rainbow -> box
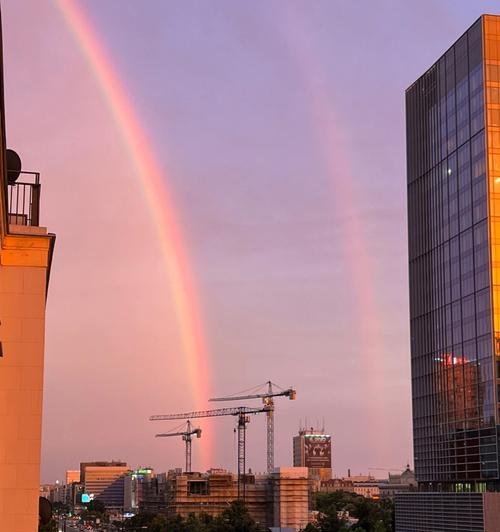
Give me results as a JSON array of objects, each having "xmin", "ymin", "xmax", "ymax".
[
  {"xmin": 277, "ymin": 11, "xmax": 391, "ymax": 467},
  {"xmin": 280, "ymin": 8, "xmax": 385, "ymax": 414},
  {"xmin": 55, "ymin": 0, "xmax": 213, "ymax": 467}
]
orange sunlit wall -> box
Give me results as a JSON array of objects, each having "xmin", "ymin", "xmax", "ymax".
[{"xmin": 483, "ymin": 16, "xmax": 500, "ymax": 418}]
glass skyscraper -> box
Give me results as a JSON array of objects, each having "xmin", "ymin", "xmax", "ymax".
[{"xmin": 397, "ymin": 13, "xmax": 500, "ymax": 532}]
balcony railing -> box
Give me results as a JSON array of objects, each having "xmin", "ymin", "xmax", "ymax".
[{"xmin": 7, "ymin": 171, "xmax": 40, "ymax": 227}]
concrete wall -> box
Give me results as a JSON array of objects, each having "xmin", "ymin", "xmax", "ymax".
[
  {"xmin": 0, "ymin": 230, "xmax": 53, "ymax": 532},
  {"xmin": 272, "ymin": 467, "xmax": 309, "ymax": 531},
  {"xmin": 483, "ymin": 493, "xmax": 500, "ymax": 531}
]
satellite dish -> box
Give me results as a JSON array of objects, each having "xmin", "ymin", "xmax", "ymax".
[{"xmin": 6, "ymin": 149, "xmax": 21, "ymax": 185}]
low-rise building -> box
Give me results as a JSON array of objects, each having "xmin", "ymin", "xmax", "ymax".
[
  {"xmin": 319, "ymin": 478, "xmax": 355, "ymax": 493},
  {"xmin": 48, "ymin": 481, "xmax": 81, "ymax": 507},
  {"xmin": 379, "ymin": 466, "xmax": 416, "ymax": 499},
  {"xmin": 352, "ymin": 482, "xmax": 380, "ymax": 499}
]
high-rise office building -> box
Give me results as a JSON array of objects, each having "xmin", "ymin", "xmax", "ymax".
[
  {"xmin": 396, "ymin": 14, "xmax": 500, "ymax": 532},
  {"xmin": 80, "ymin": 461, "xmax": 129, "ymax": 508},
  {"xmin": 293, "ymin": 426, "xmax": 332, "ymax": 480},
  {"xmin": 0, "ymin": 9, "xmax": 56, "ymax": 532}
]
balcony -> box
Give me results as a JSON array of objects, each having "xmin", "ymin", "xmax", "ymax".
[{"xmin": 7, "ymin": 171, "xmax": 40, "ymax": 227}]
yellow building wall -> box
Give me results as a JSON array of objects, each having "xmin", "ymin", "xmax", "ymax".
[
  {"xmin": 0, "ymin": 231, "xmax": 52, "ymax": 532},
  {"xmin": 483, "ymin": 16, "xmax": 500, "ymax": 424}
]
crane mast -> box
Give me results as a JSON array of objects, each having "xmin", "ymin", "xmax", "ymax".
[
  {"xmin": 150, "ymin": 405, "xmax": 270, "ymax": 500},
  {"xmin": 155, "ymin": 420, "xmax": 201, "ymax": 473},
  {"xmin": 265, "ymin": 382, "xmax": 274, "ymax": 474},
  {"xmin": 209, "ymin": 381, "xmax": 296, "ymax": 473}
]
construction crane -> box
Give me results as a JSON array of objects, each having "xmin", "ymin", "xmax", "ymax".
[
  {"xmin": 150, "ymin": 405, "xmax": 271, "ymax": 500},
  {"xmin": 209, "ymin": 381, "xmax": 296, "ymax": 473},
  {"xmin": 155, "ymin": 420, "xmax": 201, "ymax": 473}
]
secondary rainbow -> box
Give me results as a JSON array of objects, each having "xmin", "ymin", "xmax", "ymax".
[
  {"xmin": 281, "ymin": 7, "xmax": 386, "ymax": 423},
  {"xmin": 55, "ymin": 0, "xmax": 213, "ymax": 466}
]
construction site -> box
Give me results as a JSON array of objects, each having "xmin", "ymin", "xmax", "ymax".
[
  {"xmin": 147, "ymin": 381, "xmax": 310, "ymax": 529},
  {"xmin": 137, "ymin": 467, "xmax": 310, "ymax": 530}
]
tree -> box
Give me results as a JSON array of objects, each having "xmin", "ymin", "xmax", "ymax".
[
  {"xmin": 210, "ymin": 500, "xmax": 264, "ymax": 532},
  {"xmin": 38, "ymin": 520, "xmax": 57, "ymax": 532},
  {"xmin": 123, "ymin": 511, "xmax": 155, "ymax": 529},
  {"xmin": 51, "ymin": 501, "xmax": 70, "ymax": 514},
  {"xmin": 149, "ymin": 514, "xmax": 169, "ymax": 532},
  {"xmin": 80, "ymin": 497, "xmax": 109, "ymax": 525},
  {"xmin": 85, "ymin": 498, "xmax": 106, "ymax": 514},
  {"xmin": 122, "ymin": 502, "xmax": 263, "ymax": 532},
  {"xmin": 310, "ymin": 491, "xmax": 394, "ymax": 532}
]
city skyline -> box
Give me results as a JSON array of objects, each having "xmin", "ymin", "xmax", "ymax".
[{"xmin": 5, "ymin": 0, "xmax": 498, "ymax": 484}]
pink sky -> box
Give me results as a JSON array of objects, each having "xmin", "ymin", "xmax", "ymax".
[{"xmin": 3, "ymin": 0, "xmax": 494, "ymax": 483}]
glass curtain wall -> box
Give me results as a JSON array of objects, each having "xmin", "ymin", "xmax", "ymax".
[{"xmin": 407, "ymin": 17, "xmax": 499, "ymax": 488}]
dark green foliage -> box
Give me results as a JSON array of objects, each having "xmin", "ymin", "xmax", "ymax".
[
  {"xmin": 80, "ymin": 497, "xmax": 109, "ymax": 524},
  {"xmin": 122, "ymin": 501, "xmax": 264, "ymax": 532},
  {"xmin": 210, "ymin": 500, "xmax": 263, "ymax": 532},
  {"xmin": 38, "ymin": 519, "xmax": 57, "ymax": 532},
  {"xmin": 51, "ymin": 501, "xmax": 69, "ymax": 513},
  {"xmin": 308, "ymin": 491, "xmax": 394, "ymax": 532},
  {"xmin": 85, "ymin": 498, "xmax": 107, "ymax": 514}
]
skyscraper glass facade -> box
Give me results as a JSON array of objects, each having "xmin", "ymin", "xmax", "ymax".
[{"xmin": 407, "ymin": 16, "xmax": 500, "ymax": 489}]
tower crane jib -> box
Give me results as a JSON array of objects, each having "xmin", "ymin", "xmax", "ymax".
[
  {"xmin": 150, "ymin": 405, "xmax": 271, "ymax": 500},
  {"xmin": 209, "ymin": 381, "xmax": 297, "ymax": 473}
]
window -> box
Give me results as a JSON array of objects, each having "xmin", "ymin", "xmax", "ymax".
[{"xmin": 188, "ymin": 481, "xmax": 208, "ymax": 495}]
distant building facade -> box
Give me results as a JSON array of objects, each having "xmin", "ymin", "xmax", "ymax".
[
  {"xmin": 379, "ymin": 466, "xmax": 416, "ymax": 499},
  {"xmin": 66, "ymin": 470, "xmax": 80, "ymax": 485},
  {"xmin": 352, "ymin": 483, "xmax": 380, "ymax": 499},
  {"xmin": 138, "ymin": 472, "xmax": 171, "ymax": 515},
  {"xmin": 80, "ymin": 461, "xmax": 129, "ymax": 508},
  {"xmin": 319, "ymin": 478, "xmax": 355, "ymax": 494},
  {"xmin": 124, "ymin": 468, "xmax": 154, "ymax": 512},
  {"xmin": 293, "ymin": 427, "xmax": 332, "ymax": 480},
  {"xmin": 49, "ymin": 481, "xmax": 81, "ymax": 508}
]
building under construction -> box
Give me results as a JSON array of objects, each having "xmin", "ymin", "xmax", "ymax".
[
  {"xmin": 147, "ymin": 383, "xmax": 306, "ymax": 529},
  {"xmin": 137, "ymin": 467, "xmax": 310, "ymax": 531}
]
